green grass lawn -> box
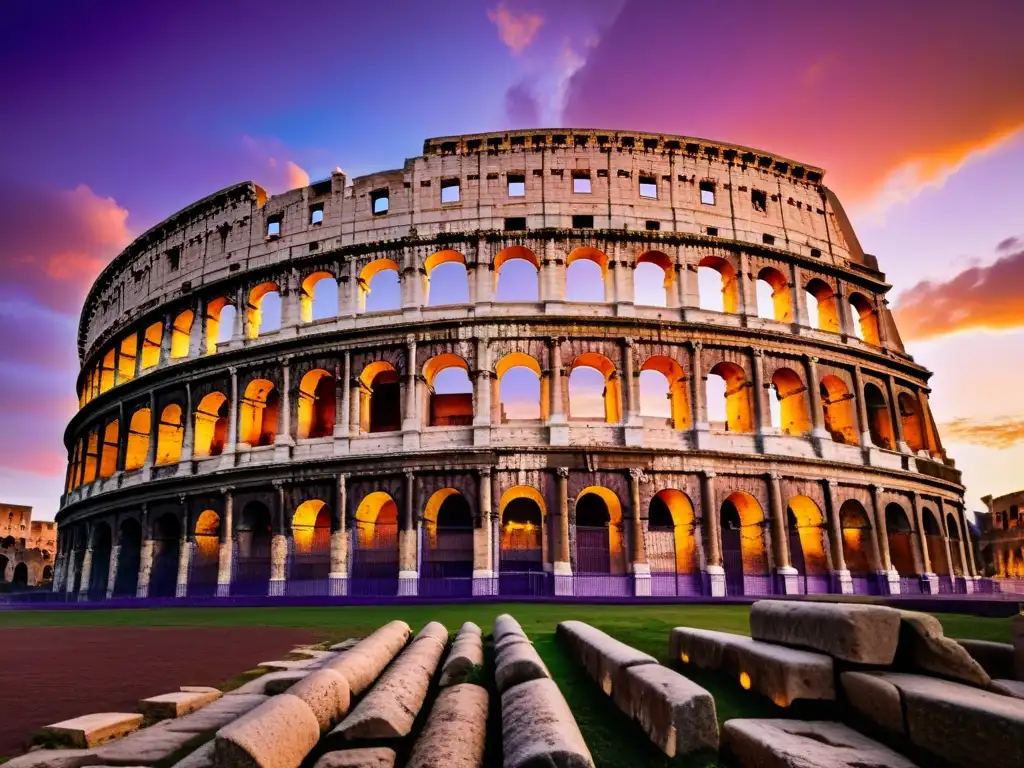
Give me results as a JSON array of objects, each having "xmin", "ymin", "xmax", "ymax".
[{"xmin": 0, "ymin": 604, "xmax": 1012, "ymax": 767}]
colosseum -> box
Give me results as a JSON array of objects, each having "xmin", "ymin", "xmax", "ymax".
[{"xmin": 54, "ymin": 128, "xmax": 976, "ymax": 602}]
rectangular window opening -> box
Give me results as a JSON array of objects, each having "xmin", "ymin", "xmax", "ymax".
[
  {"xmin": 266, "ymin": 216, "xmax": 282, "ymax": 237},
  {"xmin": 572, "ymin": 172, "xmax": 592, "ymax": 194},
  {"xmin": 639, "ymin": 176, "xmax": 658, "ymax": 199},
  {"xmin": 706, "ymin": 226, "xmax": 718, "ymax": 236},
  {"xmin": 645, "ymin": 220, "xmax": 660, "ymax": 231},
  {"xmin": 762, "ymin": 233, "xmax": 776, "ymax": 245},
  {"xmin": 504, "ymin": 217, "xmax": 527, "ymax": 231},
  {"xmin": 751, "ymin": 189, "xmax": 767, "ymax": 213},
  {"xmin": 441, "ymin": 178, "xmax": 461, "ymax": 204},
  {"xmin": 699, "ymin": 181, "xmax": 716, "ymax": 205},
  {"xmin": 166, "ymin": 247, "xmax": 180, "ymax": 271},
  {"xmin": 371, "ymin": 189, "xmax": 390, "ymax": 215},
  {"xmin": 310, "ymin": 204, "xmax": 324, "ymax": 225},
  {"xmin": 507, "ymin": 174, "xmax": 525, "ymax": 197},
  {"xmin": 572, "ymin": 214, "xmax": 594, "ymax": 229}
]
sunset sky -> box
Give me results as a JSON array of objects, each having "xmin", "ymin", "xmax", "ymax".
[{"xmin": 2, "ymin": 0, "xmax": 1022, "ymax": 520}]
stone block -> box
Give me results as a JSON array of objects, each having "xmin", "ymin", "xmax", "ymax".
[
  {"xmin": 897, "ymin": 611, "xmax": 991, "ymax": 688},
  {"xmin": 39, "ymin": 713, "xmax": 145, "ymax": 748},
  {"xmin": 139, "ymin": 689, "xmax": 221, "ymax": 720},
  {"xmin": 840, "ymin": 672, "xmax": 905, "ymax": 734},
  {"xmin": 312, "ymin": 749, "xmax": 396, "ymax": 768},
  {"xmin": 287, "ymin": 668, "xmax": 351, "ymax": 732},
  {"xmin": 622, "ymin": 664, "xmax": 718, "ymax": 758},
  {"xmin": 495, "ymin": 636, "xmax": 551, "ymax": 695},
  {"xmin": 3, "ymin": 750, "xmax": 98, "ymax": 768},
  {"xmin": 323, "ymin": 621, "xmax": 411, "ymax": 697},
  {"xmin": 439, "ymin": 625, "xmax": 484, "ymax": 688},
  {"xmin": 413, "ymin": 621, "xmax": 448, "ymax": 649},
  {"xmin": 749, "ymin": 600, "xmax": 901, "ymax": 665},
  {"xmin": 330, "ymin": 630, "xmax": 446, "ymax": 741},
  {"xmin": 493, "ymin": 614, "xmax": 527, "ymax": 645},
  {"xmin": 164, "ymin": 694, "xmax": 268, "ymax": 734},
  {"xmin": 957, "ymin": 639, "xmax": 1016, "ymax": 680},
  {"xmin": 556, "ymin": 620, "xmax": 657, "ymax": 705},
  {"xmin": 406, "ymin": 684, "xmax": 488, "ymax": 768},
  {"xmin": 720, "ymin": 719, "xmax": 917, "ymax": 768},
  {"xmin": 501, "ymin": 678, "xmax": 594, "ymax": 768},
  {"xmin": 228, "ymin": 672, "xmax": 308, "ymax": 696},
  {"xmin": 215, "ymin": 693, "xmax": 320, "ymax": 768},
  {"xmin": 170, "ymin": 741, "xmax": 214, "ymax": 768},
  {"xmin": 672, "ymin": 627, "xmax": 834, "ymax": 706},
  {"xmin": 93, "ymin": 720, "xmax": 207, "ymax": 766}
]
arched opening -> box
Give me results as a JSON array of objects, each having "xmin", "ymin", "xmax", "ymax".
[
  {"xmin": 351, "ymin": 491, "xmax": 400, "ymax": 595},
  {"xmin": 424, "ymin": 250, "xmax": 469, "ymax": 306},
  {"xmin": 574, "ymin": 487, "xmax": 625, "ymax": 576},
  {"xmin": 886, "ymin": 503, "xmax": 917, "ymax": 577},
  {"xmin": 635, "ymin": 251, "xmax": 673, "ymax": 307},
  {"xmin": 87, "ymin": 523, "xmax": 112, "ymax": 598},
  {"xmin": 42, "ymin": 565, "xmax": 53, "ymax": 582},
  {"xmin": 720, "ymin": 491, "xmax": 769, "ymax": 595},
  {"xmin": 247, "ymin": 282, "xmax": 281, "ymax": 337},
  {"xmin": 240, "ymin": 379, "xmax": 279, "ymax": 446},
  {"xmin": 849, "ymin": 293, "xmax": 880, "ymax": 345},
  {"xmin": 113, "ymin": 519, "xmax": 142, "ymax": 597},
  {"xmin": 170, "ymin": 310, "xmax": 193, "ymax": 359},
  {"xmin": 82, "ymin": 431, "xmax": 99, "ymax": 484},
  {"xmin": 423, "ymin": 354, "xmax": 473, "ymax": 427},
  {"xmin": 770, "ymin": 368, "xmax": 810, "ymax": 436},
  {"xmin": 787, "ymin": 496, "xmax": 830, "ymax": 594},
  {"xmin": 756, "ymin": 267, "xmax": 793, "ymax": 322},
  {"xmin": 289, "ymin": 499, "xmax": 331, "ymax": 592},
  {"xmin": 820, "ymin": 375, "xmax": 858, "ymax": 445},
  {"xmin": 234, "ymin": 501, "xmax": 273, "ymax": 596},
  {"xmin": 360, "ymin": 259, "xmax": 401, "ymax": 313},
  {"xmin": 647, "ymin": 489, "xmax": 700, "ymax": 595},
  {"xmin": 422, "ymin": 489, "xmax": 474, "ymax": 595},
  {"xmin": 697, "ymin": 256, "xmax": 740, "ymax": 314},
  {"xmin": 805, "ymin": 279, "xmax": 840, "ymax": 333},
  {"xmin": 864, "ymin": 384, "xmax": 895, "ymax": 450},
  {"xmin": 194, "ymin": 392, "xmax": 229, "ymax": 458},
  {"xmin": 922, "ymin": 506, "xmax": 949, "ymax": 577},
  {"xmin": 301, "ymin": 271, "xmax": 338, "ymax": 323},
  {"xmin": 99, "ymin": 348, "xmax": 116, "ymax": 393},
  {"xmin": 946, "ymin": 512, "xmax": 965, "ymax": 576},
  {"xmin": 149, "ymin": 513, "xmax": 180, "ymax": 598},
  {"xmin": 190, "ymin": 509, "xmax": 221, "ymax": 596},
  {"xmin": 565, "ymin": 247, "xmax": 609, "ymax": 302},
  {"xmin": 499, "ymin": 487, "xmax": 546, "ymax": 595},
  {"xmin": 117, "ymin": 335, "xmax": 137, "ymax": 383},
  {"xmin": 898, "ymin": 393, "xmax": 925, "ymax": 453},
  {"xmin": 155, "ymin": 404, "xmax": 184, "ymax": 465},
  {"xmin": 359, "ymin": 362, "xmax": 401, "ymax": 433},
  {"xmin": 297, "ymin": 370, "xmax": 335, "ymax": 439},
  {"xmin": 0, "ymin": 554, "xmax": 8, "ymax": 583},
  {"xmin": 494, "ymin": 246, "xmax": 540, "ymax": 301},
  {"xmin": 568, "ymin": 352, "xmax": 621, "ymax": 423},
  {"xmin": 141, "ymin": 321, "xmax": 163, "ymax": 369},
  {"xmin": 99, "ymin": 420, "xmax": 119, "ymax": 478},
  {"xmin": 12, "ymin": 562, "xmax": 28, "ymax": 586},
  {"xmin": 495, "ymin": 353, "xmax": 545, "ymax": 422},
  {"xmin": 840, "ymin": 500, "xmax": 874, "ymax": 580},
  {"xmin": 205, "ymin": 296, "xmax": 234, "ymax": 353},
  {"xmin": 125, "ymin": 408, "xmax": 150, "ymax": 472},
  {"xmin": 707, "ymin": 362, "xmax": 754, "ymax": 433},
  {"xmin": 640, "ymin": 356, "xmax": 690, "ymax": 429}
]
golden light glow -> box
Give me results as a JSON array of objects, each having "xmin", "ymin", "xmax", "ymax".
[
  {"xmin": 99, "ymin": 348, "xmax": 115, "ymax": 394},
  {"xmin": 141, "ymin": 321, "xmax": 162, "ymax": 369},
  {"xmin": 297, "ymin": 369, "xmax": 335, "ymax": 439},
  {"xmin": 651, "ymin": 489, "xmax": 698, "ymax": 573},
  {"xmin": 99, "ymin": 420, "xmax": 119, "ymax": 478},
  {"xmin": 292, "ymin": 499, "xmax": 330, "ymax": 553},
  {"xmin": 758, "ymin": 267, "xmax": 793, "ymax": 322},
  {"xmin": 240, "ymin": 379, "xmax": 277, "ymax": 446},
  {"xmin": 493, "ymin": 245, "xmax": 539, "ymax": 274},
  {"xmin": 726, "ymin": 491, "xmax": 769, "ymax": 575},
  {"xmin": 195, "ymin": 509, "xmax": 220, "ymax": 561},
  {"xmin": 354, "ymin": 491, "xmax": 399, "ymax": 548},
  {"xmin": 247, "ymin": 282, "xmax": 280, "ymax": 338},
  {"xmin": 570, "ymin": 352, "xmax": 622, "ymax": 424},
  {"xmin": 680, "ymin": 651, "xmax": 690, "ymax": 664},
  {"xmin": 641, "ymin": 356, "xmax": 691, "ymax": 429},
  {"xmin": 358, "ymin": 259, "xmax": 400, "ymax": 311},
  {"xmin": 739, "ymin": 672, "xmax": 752, "ymax": 690},
  {"xmin": 709, "ymin": 361, "xmax": 754, "ymax": 433},
  {"xmin": 155, "ymin": 404, "xmax": 184, "ymax": 465},
  {"xmin": 805, "ymin": 278, "xmax": 840, "ymax": 333},
  {"xmin": 205, "ymin": 296, "xmax": 232, "ymax": 354},
  {"xmin": 849, "ymin": 292, "xmax": 880, "ymax": 345},
  {"xmin": 194, "ymin": 392, "xmax": 228, "ymax": 457},
  {"xmin": 125, "ymin": 408, "xmax": 150, "ymax": 471},
  {"xmin": 820, "ymin": 375, "xmax": 858, "ymax": 445},
  {"xmin": 772, "ymin": 367, "xmax": 811, "ymax": 436},
  {"xmin": 789, "ymin": 496, "xmax": 829, "ymax": 575},
  {"xmin": 118, "ymin": 334, "xmax": 137, "ymax": 383},
  {"xmin": 300, "ymin": 271, "xmax": 336, "ymax": 323},
  {"xmin": 698, "ymin": 255, "xmax": 740, "ymax": 314},
  {"xmin": 170, "ymin": 310, "xmax": 193, "ymax": 359}
]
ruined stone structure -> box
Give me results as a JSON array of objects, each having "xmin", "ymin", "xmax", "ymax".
[
  {"xmin": 55, "ymin": 128, "xmax": 973, "ymax": 601},
  {"xmin": 1, "ymin": 503, "xmax": 56, "ymax": 587},
  {"xmin": 978, "ymin": 490, "xmax": 1024, "ymax": 577}
]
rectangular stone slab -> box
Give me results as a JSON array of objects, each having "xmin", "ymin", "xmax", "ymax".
[
  {"xmin": 557, "ymin": 621, "xmax": 657, "ymax": 703},
  {"xmin": 39, "ymin": 713, "xmax": 144, "ymax": 748},
  {"xmin": 957, "ymin": 639, "xmax": 1016, "ymax": 680},
  {"xmin": 92, "ymin": 720, "xmax": 209, "ymax": 766},
  {"xmin": 138, "ymin": 690, "xmax": 221, "ymax": 720},
  {"xmin": 749, "ymin": 600, "xmax": 901, "ymax": 664},
  {"xmin": 162, "ymin": 694, "xmax": 268, "ymax": 734},
  {"xmin": 406, "ymin": 684, "xmax": 488, "ymax": 768},
  {"xmin": 622, "ymin": 664, "xmax": 718, "ymax": 758},
  {"xmin": 721, "ymin": 719, "xmax": 917, "ymax": 768},
  {"xmin": 501, "ymin": 678, "xmax": 594, "ymax": 768}
]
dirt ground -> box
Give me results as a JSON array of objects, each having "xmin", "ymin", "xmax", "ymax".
[{"xmin": 0, "ymin": 625, "xmax": 320, "ymax": 757}]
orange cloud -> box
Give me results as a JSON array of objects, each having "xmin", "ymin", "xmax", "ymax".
[
  {"xmin": 892, "ymin": 241, "xmax": 1024, "ymax": 340},
  {"xmin": 242, "ymin": 135, "xmax": 311, "ymax": 192},
  {"xmin": 940, "ymin": 417, "xmax": 1024, "ymax": 449},
  {"xmin": 487, "ymin": 3, "xmax": 543, "ymax": 55},
  {"xmin": 284, "ymin": 161, "xmax": 310, "ymax": 190}
]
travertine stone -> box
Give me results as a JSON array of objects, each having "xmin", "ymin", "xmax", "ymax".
[
  {"xmin": 439, "ymin": 623, "xmax": 484, "ymax": 688},
  {"xmin": 992, "ymin": 679, "xmax": 1024, "ymax": 699},
  {"xmin": 227, "ymin": 673, "xmax": 308, "ymax": 697},
  {"xmin": 623, "ymin": 664, "xmax": 718, "ymax": 758},
  {"xmin": 257, "ymin": 658, "xmax": 316, "ymax": 672},
  {"xmin": 312, "ymin": 749, "xmax": 396, "ymax": 768},
  {"xmin": 493, "ymin": 614, "xmax": 527, "ymax": 645},
  {"xmin": 413, "ymin": 621, "xmax": 449, "ymax": 648},
  {"xmin": 672, "ymin": 627, "xmax": 834, "ymax": 706},
  {"xmin": 840, "ymin": 672, "xmax": 905, "ymax": 734},
  {"xmin": 329, "ymin": 639, "xmax": 360, "ymax": 653},
  {"xmin": 287, "ymin": 669, "xmax": 351, "ymax": 731},
  {"xmin": 40, "ymin": 713, "xmax": 144, "ymax": 748},
  {"xmin": 501, "ymin": 678, "xmax": 594, "ymax": 768},
  {"xmin": 93, "ymin": 720, "xmax": 207, "ymax": 766},
  {"xmin": 557, "ymin": 620, "xmax": 657, "ymax": 703},
  {"xmin": 323, "ymin": 621, "xmax": 412, "ymax": 697},
  {"xmin": 170, "ymin": 741, "xmax": 214, "ymax": 768},
  {"xmin": 164, "ymin": 694, "xmax": 269, "ymax": 734},
  {"xmin": 331, "ymin": 630, "xmax": 446, "ymax": 741},
  {"xmin": 495, "ymin": 637, "xmax": 551, "ymax": 695},
  {"xmin": 3, "ymin": 750, "xmax": 98, "ymax": 768},
  {"xmin": 897, "ymin": 611, "xmax": 991, "ymax": 687},
  {"xmin": 721, "ymin": 719, "xmax": 917, "ymax": 768},
  {"xmin": 749, "ymin": 600, "xmax": 901, "ymax": 664},
  {"xmin": 957, "ymin": 639, "xmax": 1016, "ymax": 680},
  {"xmin": 139, "ymin": 689, "xmax": 221, "ymax": 720},
  {"xmin": 406, "ymin": 684, "xmax": 488, "ymax": 768},
  {"xmin": 215, "ymin": 693, "xmax": 320, "ymax": 768},
  {"xmin": 265, "ymin": 674, "xmax": 312, "ymax": 696}
]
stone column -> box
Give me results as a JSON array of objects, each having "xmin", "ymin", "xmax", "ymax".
[
  {"xmin": 221, "ymin": 367, "xmax": 238, "ymax": 469},
  {"xmin": 768, "ymin": 472, "xmax": 797, "ymax": 593},
  {"xmin": 912, "ymin": 492, "xmax": 938, "ymax": 593},
  {"xmin": 115, "ymin": 401, "xmax": 128, "ymax": 473},
  {"xmin": 349, "ymin": 378, "xmax": 361, "ymax": 438},
  {"xmin": 623, "ymin": 338, "xmax": 642, "ymax": 446},
  {"xmin": 158, "ymin": 312, "xmax": 173, "ymax": 366},
  {"xmin": 232, "ymin": 287, "xmax": 245, "ymax": 340},
  {"xmin": 281, "ymin": 275, "xmax": 301, "ymax": 331},
  {"xmin": 177, "ymin": 383, "xmax": 194, "ymax": 472},
  {"xmin": 887, "ymin": 375, "xmax": 910, "ymax": 453},
  {"xmin": 690, "ymin": 343, "xmax": 709, "ymax": 448},
  {"xmin": 917, "ymin": 388, "xmax": 940, "ymax": 456},
  {"xmin": 791, "ymin": 263, "xmax": 807, "ymax": 328},
  {"xmin": 334, "ymin": 352, "xmax": 350, "ymax": 454},
  {"xmin": 275, "ymin": 357, "xmax": 294, "ymax": 448},
  {"xmin": 548, "ymin": 337, "xmax": 568, "ymax": 445},
  {"xmin": 403, "ymin": 336, "xmax": 420, "ymax": 449},
  {"xmin": 629, "ymin": 468, "xmax": 650, "ymax": 596},
  {"xmin": 473, "ymin": 335, "xmax": 491, "ymax": 447},
  {"xmin": 961, "ymin": 507, "xmax": 978, "ymax": 578},
  {"xmin": 175, "ymin": 497, "xmax": 192, "ymax": 597},
  {"xmin": 853, "ymin": 366, "xmax": 872, "ymax": 447},
  {"xmin": 217, "ymin": 488, "xmax": 233, "ymax": 596},
  {"xmin": 398, "ymin": 470, "xmax": 419, "ymax": 595},
  {"xmin": 268, "ymin": 481, "xmax": 287, "ymax": 596},
  {"xmin": 77, "ymin": 544, "xmax": 94, "ymax": 599},
  {"xmin": 143, "ymin": 390, "xmax": 158, "ymax": 479},
  {"xmin": 106, "ymin": 539, "xmax": 120, "ymax": 599},
  {"xmin": 329, "ymin": 473, "xmax": 349, "ymax": 596},
  {"xmin": 554, "ymin": 467, "xmax": 572, "ymax": 595},
  {"xmin": 750, "ymin": 348, "xmax": 767, "ymax": 434},
  {"xmin": 701, "ymin": 471, "xmax": 724, "ymax": 595},
  {"xmin": 137, "ymin": 536, "xmax": 154, "ymax": 599},
  {"xmin": 188, "ymin": 296, "xmax": 205, "ymax": 358},
  {"xmin": 64, "ymin": 546, "xmax": 78, "ymax": 595},
  {"xmin": 473, "ymin": 468, "xmax": 495, "ymax": 595},
  {"xmin": 805, "ymin": 356, "xmax": 829, "ymax": 440},
  {"xmin": 835, "ymin": 280, "xmax": 850, "ymax": 339},
  {"xmin": 824, "ymin": 480, "xmax": 853, "ymax": 594}
]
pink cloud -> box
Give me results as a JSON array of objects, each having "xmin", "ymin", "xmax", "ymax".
[
  {"xmin": 487, "ymin": 3, "xmax": 544, "ymax": 55},
  {"xmin": 242, "ymin": 136, "xmax": 312, "ymax": 193}
]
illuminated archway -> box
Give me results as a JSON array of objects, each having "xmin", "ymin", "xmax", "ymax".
[
  {"xmin": 839, "ymin": 500, "xmax": 873, "ymax": 576},
  {"xmin": 191, "ymin": 509, "xmax": 221, "ymax": 596},
  {"xmin": 359, "ymin": 361, "xmax": 401, "ymax": 433},
  {"xmin": 770, "ymin": 368, "xmax": 810, "ymax": 435},
  {"xmin": 787, "ymin": 496, "xmax": 829, "ymax": 591},
  {"xmin": 494, "ymin": 246, "xmax": 540, "ymax": 301},
  {"xmin": 885, "ymin": 503, "xmax": 916, "ymax": 576},
  {"xmin": 849, "ymin": 293, "xmax": 880, "ymax": 345},
  {"xmin": 117, "ymin": 335, "xmax": 137, "ymax": 383},
  {"xmin": 240, "ymin": 379, "xmax": 278, "ymax": 446},
  {"xmin": 424, "ymin": 250, "xmax": 469, "ymax": 306},
  {"xmin": 922, "ymin": 506, "xmax": 949, "ymax": 577},
  {"xmin": 707, "ymin": 362, "xmax": 753, "ymax": 433},
  {"xmin": 720, "ymin": 491, "xmax": 768, "ymax": 595},
  {"xmin": 697, "ymin": 256, "xmax": 739, "ymax": 313},
  {"xmin": 422, "ymin": 489, "xmax": 473, "ymax": 586},
  {"xmin": 574, "ymin": 486, "xmax": 625, "ymax": 574},
  {"xmin": 647, "ymin": 489, "xmax": 697, "ymax": 575},
  {"xmin": 805, "ymin": 279, "xmax": 840, "ymax": 333},
  {"xmin": 635, "ymin": 251, "xmax": 673, "ymax": 307},
  {"xmin": 82, "ymin": 430, "xmax": 99, "ymax": 484},
  {"xmin": 359, "ymin": 259, "xmax": 400, "ymax": 312},
  {"xmin": 141, "ymin": 321, "xmax": 163, "ymax": 369},
  {"xmin": 99, "ymin": 420, "xmax": 119, "ymax": 478},
  {"xmin": 301, "ymin": 271, "xmax": 337, "ymax": 323},
  {"xmin": 864, "ymin": 383, "xmax": 894, "ymax": 449},
  {"xmin": 820, "ymin": 375, "xmax": 858, "ymax": 445},
  {"xmin": 898, "ymin": 393, "xmax": 925, "ymax": 452},
  {"xmin": 194, "ymin": 392, "xmax": 229, "ymax": 457},
  {"xmin": 247, "ymin": 282, "xmax": 281, "ymax": 337},
  {"xmin": 290, "ymin": 499, "xmax": 331, "ymax": 587},
  {"xmin": 495, "ymin": 352, "xmax": 545, "ymax": 422},
  {"xmin": 155, "ymin": 404, "xmax": 184, "ymax": 465},
  {"xmin": 499, "ymin": 486, "xmax": 545, "ymax": 582},
  {"xmin": 565, "ymin": 247, "xmax": 609, "ymax": 302},
  {"xmin": 170, "ymin": 310, "xmax": 193, "ymax": 359},
  {"xmin": 125, "ymin": 408, "xmax": 150, "ymax": 472},
  {"xmin": 640, "ymin": 356, "xmax": 690, "ymax": 429},
  {"xmin": 569, "ymin": 352, "xmax": 621, "ymax": 423},
  {"xmin": 99, "ymin": 348, "xmax": 116, "ymax": 393},
  {"xmin": 351, "ymin": 492, "xmax": 399, "ymax": 592},
  {"xmin": 756, "ymin": 267, "xmax": 793, "ymax": 322},
  {"xmin": 423, "ymin": 353, "xmax": 473, "ymax": 427},
  {"xmin": 297, "ymin": 369, "xmax": 335, "ymax": 439},
  {"xmin": 205, "ymin": 296, "xmax": 234, "ymax": 353}
]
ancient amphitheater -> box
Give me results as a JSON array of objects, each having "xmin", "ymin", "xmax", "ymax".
[{"xmin": 54, "ymin": 129, "xmax": 975, "ymax": 601}]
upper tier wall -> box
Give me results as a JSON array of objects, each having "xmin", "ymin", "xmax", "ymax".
[{"xmin": 78, "ymin": 129, "xmax": 875, "ymax": 362}]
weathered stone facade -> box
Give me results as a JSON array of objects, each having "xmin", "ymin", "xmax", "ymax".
[
  {"xmin": 0, "ymin": 503, "xmax": 56, "ymax": 586},
  {"xmin": 55, "ymin": 129, "xmax": 971, "ymax": 600},
  {"xmin": 978, "ymin": 490, "xmax": 1024, "ymax": 577}
]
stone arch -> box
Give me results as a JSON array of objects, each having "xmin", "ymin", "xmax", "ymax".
[
  {"xmin": 494, "ymin": 246, "xmax": 540, "ymax": 301},
  {"xmin": 124, "ymin": 407, "xmax": 150, "ymax": 472},
  {"xmin": 234, "ymin": 500, "xmax": 273, "ymax": 595},
  {"xmin": 805, "ymin": 278, "xmax": 840, "ymax": 333},
  {"xmin": 849, "ymin": 292, "xmax": 880, "ymax": 345},
  {"xmin": 922, "ymin": 505, "xmax": 949, "ymax": 576},
  {"xmin": 574, "ymin": 486, "xmax": 625, "ymax": 574},
  {"xmin": 864, "ymin": 383, "xmax": 895, "ymax": 449},
  {"xmin": 351, "ymin": 491, "xmax": 400, "ymax": 589},
  {"xmin": 640, "ymin": 356, "xmax": 691, "ymax": 429},
  {"xmin": 707, "ymin": 361, "xmax": 754, "ymax": 433},
  {"xmin": 301, "ymin": 270, "xmax": 337, "ymax": 323},
  {"xmin": 150, "ymin": 513, "xmax": 181, "ymax": 597},
  {"xmin": 99, "ymin": 419, "xmax": 119, "ymax": 478},
  {"xmin": 820, "ymin": 375, "xmax": 858, "ymax": 445},
  {"xmin": 635, "ymin": 250, "xmax": 674, "ymax": 307},
  {"xmin": 359, "ymin": 361, "xmax": 402, "ymax": 433},
  {"xmin": 839, "ymin": 499, "xmax": 874, "ymax": 576},
  {"xmin": 565, "ymin": 247, "xmax": 610, "ymax": 302},
  {"xmin": 697, "ymin": 255, "xmax": 740, "ymax": 313},
  {"xmin": 359, "ymin": 258, "xmax": 401, "ymax": 312},
  {"xmin": 885, "ymin": 502, "xmax": 917, "ymax": 576},
  {"xmin": 569, "ymin": 352, "xmax": 621, "ymax": 424},
  {"xmin": 424, "ymin": 250, "xmax": 469, "ymax": 306},
  {"xmin": 297, "ymin": 369, "xmax": 335, "ymax": 439},
  {"xmin": 770, "ymin": 367, "xmax": 811, "ymax": 436},
  {"xmin": 194, "ymin": 392, "xmax": 229, "ymax": 457},
  {"xmin": 113, "ymin": 518, "xmax": 142, "ymax": 596},
  {"xmin": 898, "ymin": 392, "xmax": 925, "ymax": 452},
  {"xmin": 190, "ymin": 509, "xmax": 221, "ymax": 596},
  {"xmin": 205, "ymin": 296, "xmax": 234, "ymax": 353},
  {"xmin": 86, "ymin": 522, "xmax": 113, "ymax": 597},
  {"xmin": 787, "ymin": 496, "xmax": 829, "ymax": 588},
  {"xmin": 499, "ymin": 486, "xmax": 546, "ymax": 581},
  {"xmin": 720, "ymin": 491, "xmax": 769, "ymax": 595},
  {"xmin": 99, "ymin": 347, "xmax": 116, "ymax": 393},
  {"xmin": 247, "ymin": 281, "xmax": 281, "ymax": 338},
  {"xmin": 422, "ymin": 489, "xmax": 474, "ymax": 585},
  {"xmin": 42, "ymin": 564, "xmax": 53, "ymax": 582},
  {"xmin": 81, "ymin": 430, "xmax": 99, "ymax": 484},
  {"xmin": 170, "ymin": 309, "xmax": 194, "ymax": 359},
  {"xmin": 495, "ymin": 352, "xmax": 546, "ymax": 422},
  {"xmin": 290, "ymin": 499, "xmax": 331, "ymax": 587},
  {"xmin": 647, "ymin": 489, "xmax": 698, "ymax": 575},
  {"xmin": 140, "ymin": 320, "xmax": 163, "ymax": 369},
  {"xmin": 240, "ymin": 379, "xmax": 279, "ymax": 446},
  {"xmin": 756, "ymin": 267, "xmax": 793, "ymax": 322},
  {"xmin": 946, "ymin": 511, "xmax": 965, "ymax": 576},
  {"xmin": 155, "ymin": 404, "xmax": 184, "ymax": 465},
  {"xmin": 422, "ymin": 353, "xmax": 473, "ymax": 427},
  {"xmin": 12, "ymin": 561, "xmax": 28, "ymax": 586}
]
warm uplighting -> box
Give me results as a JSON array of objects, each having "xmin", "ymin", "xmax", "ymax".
[
  {"xmin": 680, "ymin": 652, "xmax": 690, "ymax": 664},
  {"xmin": 739, "ymin": 671, "xmax": 751, "ymax": 690}
]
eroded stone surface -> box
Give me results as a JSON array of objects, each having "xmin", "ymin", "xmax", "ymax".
[
  {"xmin": 957, "ymin": 639, "xmax": 1016, "ymax": 680},
  {"xmin": 406, "ymin": 684, "xmax": 488, "ymax": 768},
  {"xmin": 750, "ymin": 600, "xmax": 901, "ymax": 665},
  {"xmin": 139, "ymin": 690, "xmax": 221, "ymax": 720},
  {"xmin": 329, "ymin": 639, "xmax": 360, "ymax": 653},
  {"xmin": 228, "ymin": 672, "xmax": 309, "ymax": 697},
  {"xmin": 721, "ymin": 719, "xmax": 917, "ymax": 768},
  {"xmin": 413, "ymin": 621, "xmax": 448, "ymax": 648},
  {"xmin": 670, "ymin": 626, "xmax": 753, "ymax": 669},
  {"xmin": 439, "ymin": 624, "xmax": 484, "ymax": 688},
  {"xmin": 897, "ymin": 611, "xmax": 991, "ymax": 688},
  {"xmin": 287, "ymin": 669, "xmax": 351, "ymax": 732},
  {"xmin": 323, "ymin": 621, "xmax": 411, "ymax": 697},
  {"xmin": 4, "ymin": 749, "xmax": 98, "ymax": 768},
  {"xmin": 163, "ymin": 694, "xmax": 268, "ymax": 734},
  {"xmin": 840, "ymin": 672, "xmax": 905, "ymax": 734},
  {"xmin": 312, "ymin": 748, "xmax": 396, "ymax": 768},
  {"xmin": 993, "ymin": 679, "xmax": 1024, "ymax": 700},
  {"xmin": 40, "ymin": 713, "xmax": 144, "ymax": 749},
  {"xmin": 557, "ymin": 620, "xmax": 657, "ymax": 701},
  {"xmin": 494, "ymin": 614, "xmax": 527, "ymax": 644},
  {"xmin": 495, "ymin": 636, "xmax": 551, "ymax": 695},
  {"xmin": 257, "ymin": 658, "xmax": 316, "ymax": 672},
  {"xmin": 501, "ymin": 678, "xmax": 594, "ymax": 768},
  {"xmin": 169, "ymin": 741, "xmax": 214, "ymax": 768},
  {"xmin": 215, "ymin": 694, "xmax": 320, "ymax": 768},
  {"xmin": 623, "ymin": 664, "xmax": 718, "ymax": 758},
  {"xmin": 93, "ymin": 720, "xmax": 207, "ymax": 766}
]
